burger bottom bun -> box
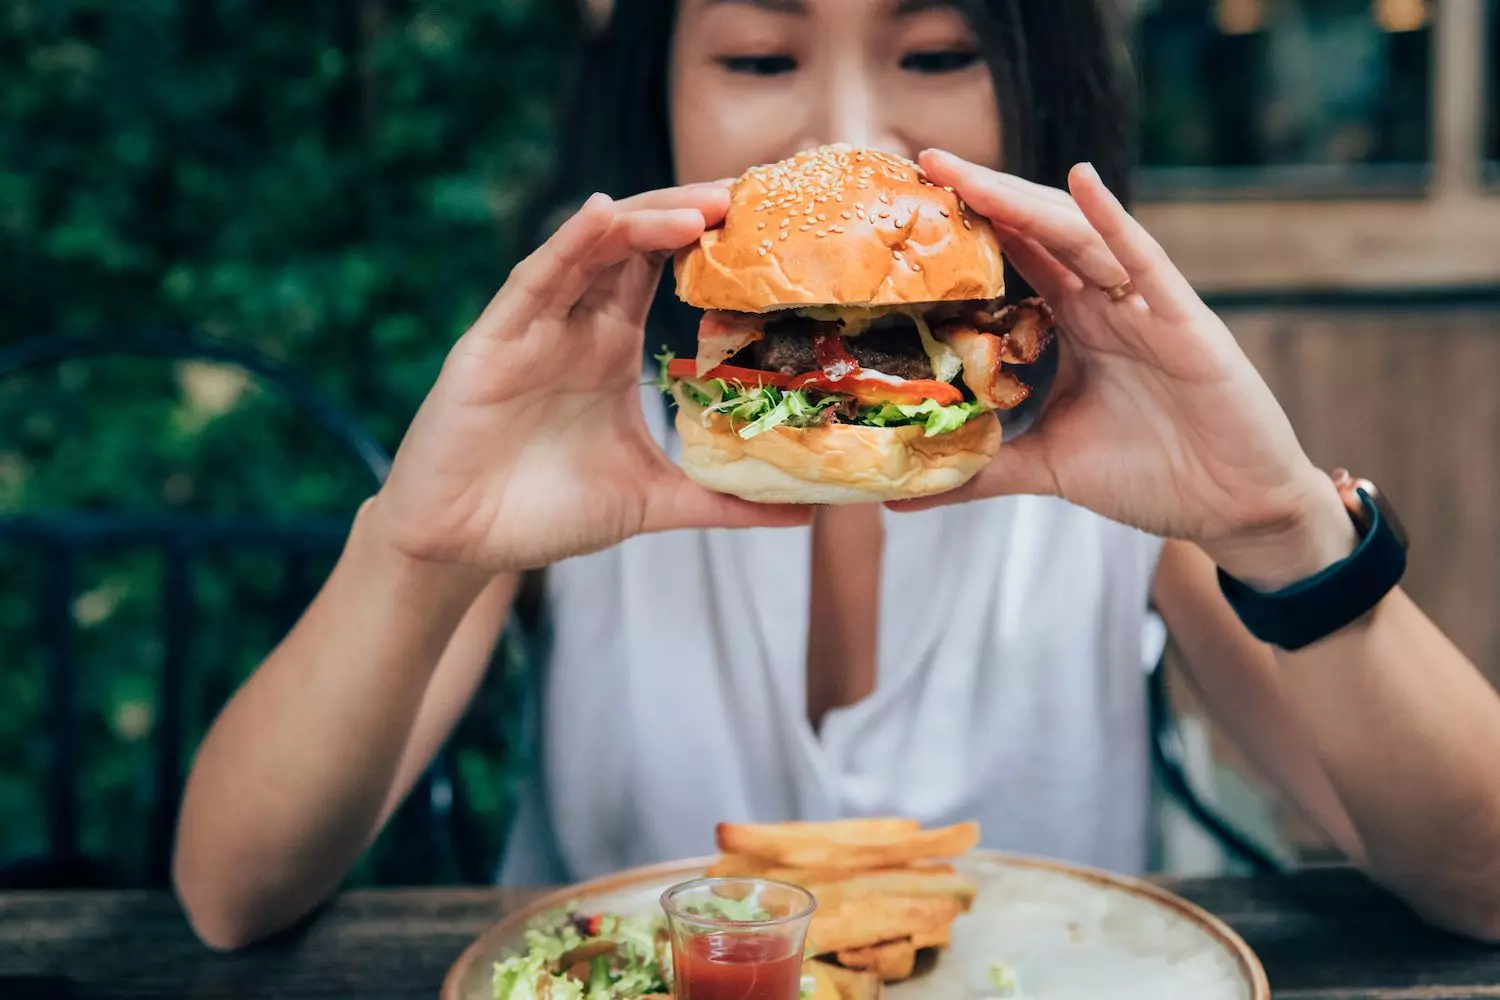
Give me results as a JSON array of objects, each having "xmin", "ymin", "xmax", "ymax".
[{"xmin": 670, "ymin": 389, "xmax": 1002, "ymax": 505}]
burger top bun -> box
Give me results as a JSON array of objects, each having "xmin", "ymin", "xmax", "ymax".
[{"xmin": 674, "ymin": 144, "xmax": 1005, "ymax": 314}]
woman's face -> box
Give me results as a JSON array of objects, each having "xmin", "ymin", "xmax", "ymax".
[{"xmin": 669, "ymin": 0, "xmax": 1001, "ymax": 185}]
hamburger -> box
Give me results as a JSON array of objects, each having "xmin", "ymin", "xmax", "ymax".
[{"xmin": 662, "ymin": 144, "xmax": 1055, "ymax": 505}]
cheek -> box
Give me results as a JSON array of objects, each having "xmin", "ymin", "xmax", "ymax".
[
  {"xmin": 669, "ymin": 63, "xmax": 809, "ymax": 186},
  {"xmin": 892, "ymin": 76, "xmax": 1003, "ymax": 170}
]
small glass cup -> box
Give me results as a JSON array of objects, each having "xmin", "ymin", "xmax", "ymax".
[{"xmin": 661, "ymin": 877, "xmax": 817, "ymax": 1000}]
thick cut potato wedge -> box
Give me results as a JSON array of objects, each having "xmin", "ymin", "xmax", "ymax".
[
  {"xmin": 910, "ymin": 923, "xmax": 951, "ymax": 950},
  {"xmin": 837, "ymin": 938, "xmax": 918, "ymax": 982},
  {"xmin": 809, "ymin": 897, "xmax": 965, "ymax": 954},
  {"xmin": 716, "ymin": 820, "xmax": 980, "ymax": 869},
  {"xmin": 705, "ymin": 855, "xmax": 958, "ymax": 884},
  {"xmin": 802, "ymin": 868, "xmax": 977, "ymax": 910}
]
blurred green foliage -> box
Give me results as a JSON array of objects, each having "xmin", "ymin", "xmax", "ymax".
[{"xmin": 0, "ymin": 0, "xmax": 578, "ymax": 885}]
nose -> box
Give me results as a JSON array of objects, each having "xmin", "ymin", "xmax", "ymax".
[{"xmin": 795, "ymin": 65, "xmax": 912, "ymax": 159}]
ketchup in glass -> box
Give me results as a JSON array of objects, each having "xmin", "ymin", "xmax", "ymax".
[{"xmin": 661, "ymin": 877, "xmax": 817, "ymax": 1000}]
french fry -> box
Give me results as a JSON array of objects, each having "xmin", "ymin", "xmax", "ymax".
[
  {"xmin": 910, "ymin": 923, "xmax": 951, "ymax": 950},
  {"xmin": 802, "ymin": 868, "xmax": 977, "ymax": 911},
  {"xmin": 705, "ymin": 855, "xmax": 960, "ymax": 887},
  {"xmin": 816, "ymin": 961, "xmax": 885, "ymax": 1000},
  {"xmin": 809, "ymin": 897, "xmax": 964, "ymax": 954},
  {"xmin": 716, "ymin": 820, "xmax": 980, "ymax": 870},
  {"xmin": 836, "ymin": 939, "xmax": 917, "ymax": 982},
  {"xmin": 782, "ymin": 818, "xmax": 923, "ymax": 838},
  {"xmin": 714, "ymin": 820, "xmax": 920, "ymax": 862}
]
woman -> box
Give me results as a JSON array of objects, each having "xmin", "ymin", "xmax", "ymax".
[{"xmin": 173, "ymin": 0, "xmax": 1500, "ymax": 949}]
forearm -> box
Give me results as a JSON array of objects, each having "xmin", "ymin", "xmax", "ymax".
[
  {"xmin": 1277, "ymin": 590, "xmax": 1500, "ymax": 939},
  {"xmin": 173, "ymin": 499, "xmax": 492, "ymax": 949},
  {"xmin": 1211, "ymin": 477, "xmax": 1500, "ymax": 940}
]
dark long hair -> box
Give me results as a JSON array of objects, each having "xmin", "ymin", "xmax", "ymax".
[{"xmin": 529, "ymin": 0, "xmax": 1137, "ymax": 356}]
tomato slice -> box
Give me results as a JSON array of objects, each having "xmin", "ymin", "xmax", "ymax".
[
  {"xmin": 665, "ymin": 358, "xmax": 791, "ymax": 387},
  {"xmin": 665, "ymin": 358, "xmax": 962, "ymax": 406},
  {"xmin": 789, "ymin": 372, "xmax": 964, "ymax": 407}
]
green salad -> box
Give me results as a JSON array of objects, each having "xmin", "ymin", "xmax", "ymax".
[{"xmin": 491, "ymin": 907, "xmax": 671, "ymax": 1000}]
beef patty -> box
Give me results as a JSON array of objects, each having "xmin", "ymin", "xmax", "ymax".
[{"xmin": 747, "ymin": 317, "xmax": 934, "ymax": 381}]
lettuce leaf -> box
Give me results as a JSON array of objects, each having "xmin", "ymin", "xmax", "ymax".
[
  {"xmin": 684, "ymin": 892, "xmax": 772, "ymax": 922},
  {"xmin": 660, "ymin": 354, "xmax": 983, "ymax": 439},
  {"xmin": 858, "ymin": 399, "xmax": 984, "ymax": 436},
  {"xmin": 653, "ymin": 347, "xmax": 675, "ymax": 393},
  {"xmin": 701, "ymin": 385, "xmax": 838, "ymax": 439}
]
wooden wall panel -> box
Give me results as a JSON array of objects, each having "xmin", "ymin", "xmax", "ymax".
[{"xmin": 1227, "ymin": 305, "xmax": 1500, "ymax": 683}]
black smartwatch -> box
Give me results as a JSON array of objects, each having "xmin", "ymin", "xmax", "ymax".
[{"xmin": 1217, "ymin": 472, "xmax": 1409, "ymax": 651}]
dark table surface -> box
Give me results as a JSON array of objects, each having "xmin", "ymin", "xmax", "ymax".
[{"xmin": 3, "ymin": 869, "xmax": 1499, "ymax": 999}]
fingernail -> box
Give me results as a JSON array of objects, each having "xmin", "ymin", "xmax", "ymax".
[{"xmin": 1074, "ymin": 162, "xmax": 1100, "ymax": 183}]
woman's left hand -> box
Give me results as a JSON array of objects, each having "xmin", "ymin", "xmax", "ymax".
[{"xmin": 904, "ymin": 150, "xmax": 1355, "ymax": 589}]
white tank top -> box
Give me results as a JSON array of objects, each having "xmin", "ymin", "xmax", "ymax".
[{"xmin": 499, "ymin": 386, "xmax": 1166, "ymax": 885}]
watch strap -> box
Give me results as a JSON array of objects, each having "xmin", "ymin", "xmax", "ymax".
[{"xmin": 1217, "ymin": 489, "xmax": 1406, "ymax": 651}]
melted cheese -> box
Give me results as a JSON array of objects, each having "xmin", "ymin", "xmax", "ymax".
[{"xmin": 791, "ymin": 304, "xmax": 898, "ymax": 336}]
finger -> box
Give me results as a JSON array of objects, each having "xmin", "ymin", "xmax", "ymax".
[
  {"xmin": 994, "ymin": 227, "xmax": 1081, "ymax": 303},
  {"xmin": 887, "ymin": 431, "xmax": 1059, "ymax": 512},
  {"xmin": 980, "ymin": 169, "xmax": 1078, "ymax": 209},
  {"xmin": 565, "ymin": 208, "xmax": 707, "ymax": 314},
  {"xmin": 642, "ymin": 474, "xmax": 814, "ymax": 534},
  {"xmin": 616, "ymin": 181, "xmax": 732, "ymax": 227},
  {"xmin": 1068, "ymin": 163, "xmax": 1197, "ymax": 320},
  {"xmin": 919, "ymin": 149, "xmax": 1130, "ymax": 292},
  {"xmin": 486, "ymin": 192, "xmax": 616, "ymax": 332},
  {"xmin": 582, "ymin": 252, "xmax": 666, "ymax": 332}
]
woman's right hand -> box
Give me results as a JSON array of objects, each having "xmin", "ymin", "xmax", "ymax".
[{"xmin": 369, "ymin": 184, "xmax": 810, "ymax": 573}]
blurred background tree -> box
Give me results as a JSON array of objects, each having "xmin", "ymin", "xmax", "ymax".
[{"xmin": 0, "ymin": 0, "xmax": 578, "ymax": 885}]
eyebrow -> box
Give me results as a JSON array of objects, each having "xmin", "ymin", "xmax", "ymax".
[
  {"xmin": 893, "ymin": 0, "xmax": 958, "ymax": 13},
  {"xmin": 700, "ymin": 0, "xmax": 806, "ymax": 12}
]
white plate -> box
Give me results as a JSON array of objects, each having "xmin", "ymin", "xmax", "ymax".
[{"xmin": 443, "ymin": 852, "xmax": 1269, "ymax": 1000}]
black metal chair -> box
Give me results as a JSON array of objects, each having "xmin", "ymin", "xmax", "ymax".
[
  {"xmin": 0, "ymin": 332, "xmax": 485, "ymax": 889},
  {"xmin": 1148, "ymin": 649, "xmax": 1283, "ymax": 874}
]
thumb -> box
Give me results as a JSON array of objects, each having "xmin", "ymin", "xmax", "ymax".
[{"xmin": 886, "ymin": 432, "xmax": 1058, "ymax": 513}]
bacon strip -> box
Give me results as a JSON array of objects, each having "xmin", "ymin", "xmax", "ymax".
[
  {"xmin": 934, "ymin": 298, "xmax": 1055, "ymax": 410},
  {"xmin": 933, "ymin": 325, "xmax": 1030, "ymax": 410},
  {"xmin": 695, "ymin": 311, "xmax": 766, "ymax": 377},
  {"xmin": 968, "ymin": 297, "xmax": 1055, "ymax": 365}
]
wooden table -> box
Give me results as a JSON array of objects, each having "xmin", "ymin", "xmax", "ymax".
[{"xmin": 2, "ymin": 869, "xmax": 1498, "ymax": 999}]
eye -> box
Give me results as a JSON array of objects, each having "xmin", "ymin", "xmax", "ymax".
[
  {"xmin": 900, "ymin": 49, "xmax": 981, "ymax": 74},
  {"xmin": 718, "ymin": 54, "xmax": 798, "ymax": 76}
]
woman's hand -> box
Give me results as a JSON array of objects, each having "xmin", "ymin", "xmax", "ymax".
[
  {"xmin": 904, "ymin": 150, "xmax": 1355, "ymax": 589},
  {"xmin": 371, "ymin": 185, "xmax": 809, "ymax": 573}
]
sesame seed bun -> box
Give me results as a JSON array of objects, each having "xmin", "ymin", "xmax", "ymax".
[
  {"xmin": 674, "ymin": 144, "xmax": 1006, "ymax": 314},
  {"xmin": 671, "ymin": 387, "xmax": 1002, "ymax": 505}
]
